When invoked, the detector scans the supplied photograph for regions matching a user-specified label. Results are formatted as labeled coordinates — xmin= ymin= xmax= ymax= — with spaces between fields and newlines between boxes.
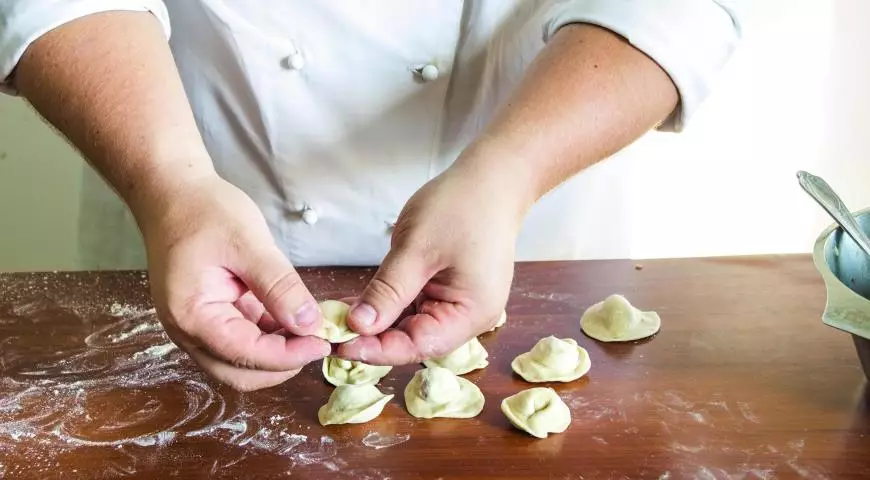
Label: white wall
xmin=626 ymin=0 xmax=870 ymax=259
xmin=0 ymin=0 xmax=867 ymax=270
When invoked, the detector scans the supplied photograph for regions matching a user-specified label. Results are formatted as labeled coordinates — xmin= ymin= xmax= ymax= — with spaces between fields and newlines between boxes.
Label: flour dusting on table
xmin=0 ymin=281 xmax=401 ymax=479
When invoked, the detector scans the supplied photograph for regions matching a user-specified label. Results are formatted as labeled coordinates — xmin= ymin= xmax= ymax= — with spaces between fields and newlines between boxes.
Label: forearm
xmin=455 ymin=24 xmax=678 ymax=210
xmin=13 ymin=11 xmax=214 ymax=217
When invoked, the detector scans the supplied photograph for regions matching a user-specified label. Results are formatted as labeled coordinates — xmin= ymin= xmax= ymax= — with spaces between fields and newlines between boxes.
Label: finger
xmin=255 ymin=311 xmax=283 ymax=333
xmin=339 ymin=302 xmax=479 ymax=365
xmin=186 ymin=346 xmax=300 ymax=392
xmin=233 ymin=245 xmax=322 ymax=336
xmin=348 ymin=246 xmax=434 ymax=335
xmin=342 ymin=295 xmax=418 ymax=328
xmin=234 ymin=291 xmax=282 ymax=333
xmin=189 ymin=301 xmax=330 ymax=371
xmin=234 ymin=291 xmax=265 ymax=321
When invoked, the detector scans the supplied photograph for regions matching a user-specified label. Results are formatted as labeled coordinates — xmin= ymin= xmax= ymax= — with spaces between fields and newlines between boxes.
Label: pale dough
xmin=317 ymin=384 xmax=394 ymax=426
xmin=322 ymin=357 xmax=392 ymax=387
xmin=404 ymin=366 xmax=485 ymax=419
xmin=422 ymin=337 xmax=488 ymax=375
xmin=488 ymin=310 xmax=507 ymax=332
xmin=511 ymin=336 xmax=591 ymax=383
xmin=580 ymin=294 xmax=661 ymax=342
xmin=501 ymin=387 xmax=571 ymax=439
xmin=313 ymin=300 xmax=360 ymax=343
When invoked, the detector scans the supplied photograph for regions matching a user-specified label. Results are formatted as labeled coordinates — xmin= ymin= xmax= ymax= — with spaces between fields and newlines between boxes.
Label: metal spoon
xmin=797 ymin=170 xmax=870 ymax=258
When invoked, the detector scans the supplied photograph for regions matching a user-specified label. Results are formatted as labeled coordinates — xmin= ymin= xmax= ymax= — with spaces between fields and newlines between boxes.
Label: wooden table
xmin=0 ymin=256 xmax=867 ymax=479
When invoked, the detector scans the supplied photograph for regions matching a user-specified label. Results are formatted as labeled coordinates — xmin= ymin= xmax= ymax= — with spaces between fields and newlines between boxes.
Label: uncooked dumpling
xmin=501 ymin=387 xmax=571 ymax=439
xmin=580 ymin=294 xmax=660 ymax=342
xmin=322 ymin=357 xmax=392 ymax=387
xmin=511 ymin=336 xmax=591 ymax=383
xmin=422 ymin=337 xmax=488 ymax=375
xmin=317 ymin=384 xmax=394 ymax=426
xmin=404 ymin=366 xmax=485 ymax=419
xmin=313 ymin=300 xmax=360 ymax=343
xmin=488 ymin=310 xmax=507 ymax=332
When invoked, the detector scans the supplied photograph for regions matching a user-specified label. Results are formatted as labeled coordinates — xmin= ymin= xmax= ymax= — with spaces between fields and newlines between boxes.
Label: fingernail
xmin=294 ymin=301 xmax=319 ymax=327
xmin=350 ymin=303 xmax=377 ymax=326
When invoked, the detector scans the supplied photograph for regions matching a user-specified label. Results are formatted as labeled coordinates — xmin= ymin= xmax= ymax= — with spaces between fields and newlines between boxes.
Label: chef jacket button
xmin=417 ymin=64 xmax=439 ymax=82
xmin=286 ymin=52 xmax=305 ymax=71
xmin=302 ymin=208 xmax=318 ymax=225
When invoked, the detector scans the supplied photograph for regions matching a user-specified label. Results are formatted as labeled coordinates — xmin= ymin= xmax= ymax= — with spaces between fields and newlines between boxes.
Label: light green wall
xmin=0 ymin=96 xmax=83 ymax=271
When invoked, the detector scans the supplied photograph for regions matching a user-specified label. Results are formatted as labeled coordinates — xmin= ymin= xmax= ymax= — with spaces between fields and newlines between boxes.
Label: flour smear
xmin=0 ymin=297 xmax=408 ymax=479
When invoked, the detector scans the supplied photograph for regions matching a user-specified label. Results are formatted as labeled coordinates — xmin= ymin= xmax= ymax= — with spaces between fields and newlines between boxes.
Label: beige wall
xmin=0 ymin=0 xmax=867 ymax=270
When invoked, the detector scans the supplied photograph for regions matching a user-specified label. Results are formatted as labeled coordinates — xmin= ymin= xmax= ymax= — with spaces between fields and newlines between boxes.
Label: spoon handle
xmin=797 ymin=170 xmax=870 ymax=257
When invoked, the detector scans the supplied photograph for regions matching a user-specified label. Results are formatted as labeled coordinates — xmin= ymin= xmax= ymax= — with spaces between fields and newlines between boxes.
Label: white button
xmin=302 ymin=208 xmax=318 ymax=225
xmin=419 ymin=64 xmax=439 ymax=82
xmin=386 ymin=219 xmax=397 ymax=232
xmin=287 ymin=52 xmax=305 ymax=71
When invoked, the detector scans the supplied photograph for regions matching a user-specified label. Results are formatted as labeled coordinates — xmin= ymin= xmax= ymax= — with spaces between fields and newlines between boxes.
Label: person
xmin=0 ymin=1 xmax=741 ymax=391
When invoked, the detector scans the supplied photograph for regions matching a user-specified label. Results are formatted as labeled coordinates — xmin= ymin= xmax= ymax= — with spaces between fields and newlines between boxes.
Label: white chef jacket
xmin=0 ymin=1 xmax=741 ymax=268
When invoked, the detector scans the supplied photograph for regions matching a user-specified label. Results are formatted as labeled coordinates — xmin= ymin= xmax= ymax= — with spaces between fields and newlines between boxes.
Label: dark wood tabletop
xmin=0 ymin=256 xmax=867 ymax=479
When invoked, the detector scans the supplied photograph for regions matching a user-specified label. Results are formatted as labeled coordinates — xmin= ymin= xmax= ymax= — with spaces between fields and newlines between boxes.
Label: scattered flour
xmin=362 ymin=432 xmax=411 ymax=450
xmin=737 ymin=401 xmax=762 ymax=424
xmin=109 ymin=303 xmax=155 ymax=318
xmin=132 ymin=342 xmax=177 ymax=359
xmin=131 ymin=431 xmax=176 ymax=447
xmin=567 ymin=390 xmax=830 ymax=479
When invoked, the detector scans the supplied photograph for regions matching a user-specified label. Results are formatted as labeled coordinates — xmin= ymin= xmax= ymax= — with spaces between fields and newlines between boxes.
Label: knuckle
xmin=224 ymin=371 xmax=298 ymax=393
xmin=367 ymin=276 xmax=405 ymax=305
xmin=172 ymin=297 xmax=200 ymax=331
xmin=228 ymin=353 xmax=255 ymax=370
xmin=402 ymin=237 xmax=439 ymax=265
xmin=263 ymin=270 xmax=306 ymax=308
xmin=423 ymin=343 xmax=451 ymax=360
xmin=223 ymin=377 xmax=261 ymax=393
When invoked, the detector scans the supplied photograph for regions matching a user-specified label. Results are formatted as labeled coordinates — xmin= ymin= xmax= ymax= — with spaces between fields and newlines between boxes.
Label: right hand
xmin=134 ymin=173 xmax=331 ymax=391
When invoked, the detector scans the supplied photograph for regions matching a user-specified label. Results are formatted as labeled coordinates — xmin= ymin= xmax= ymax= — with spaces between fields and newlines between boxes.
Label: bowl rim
xmin=812 ymin=207 xmax=870 ymax=339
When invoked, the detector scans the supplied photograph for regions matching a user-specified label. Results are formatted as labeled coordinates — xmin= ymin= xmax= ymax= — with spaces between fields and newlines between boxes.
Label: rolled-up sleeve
xmin=544 ymin=0 xmax=742 ymax=132
xmin=0 ymin=0 xmax=171 ymax=94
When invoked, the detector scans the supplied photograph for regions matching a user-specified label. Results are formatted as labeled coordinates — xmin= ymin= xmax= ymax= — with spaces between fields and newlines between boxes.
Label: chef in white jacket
xmin=0 ymin=1 xmax=740 ymax=391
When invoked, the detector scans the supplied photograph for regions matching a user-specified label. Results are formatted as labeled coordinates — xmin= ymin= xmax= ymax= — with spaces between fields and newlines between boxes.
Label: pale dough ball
xmin=511 ymin=336 xmax=591 ymax=383
xmin=317 ymin=384 xmax=394 ymax=426
xmin=404 ymin=366 xmax=485 ymax=419
xmin=422 ymin=337 xmax=488 ymax=375
xmin=314 ymin=300 xmax=360 ymax=343
xmin=580 ymin=294 xmax=661 ymax=342
xmin=322 ymin=357 xmax=392 ymax=387
xmin=501 ymin=387 xmax=571 ymax=439
xmin=488 ymin=310 xmax=507 ymax=332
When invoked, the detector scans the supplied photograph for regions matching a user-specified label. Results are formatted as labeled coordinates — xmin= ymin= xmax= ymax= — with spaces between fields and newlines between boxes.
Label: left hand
xmin=337 ymin=152 xmax=531 ymax=365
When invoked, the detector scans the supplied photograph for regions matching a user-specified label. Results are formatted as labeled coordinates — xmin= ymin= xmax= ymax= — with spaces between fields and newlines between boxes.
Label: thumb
xmin=234 ymin=245 xmax=322 ymax=336
xmin=348 ymin=246 xmax=433 ymax=335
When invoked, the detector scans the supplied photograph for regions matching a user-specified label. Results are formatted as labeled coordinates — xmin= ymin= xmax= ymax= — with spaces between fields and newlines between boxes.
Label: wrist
xmin=124 ymin=151 xmax=218 ymax=234
xmin=451 ymin=138 xmax=544 ymax=216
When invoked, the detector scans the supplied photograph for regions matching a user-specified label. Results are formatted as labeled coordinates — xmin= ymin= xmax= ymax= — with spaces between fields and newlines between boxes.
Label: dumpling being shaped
xmin=313 ymin=300 xmax=360 ymax=343
xmin=488 ymin=310 xmax=507 ymax=332
xmin=580 ymin=294 xmax=661 ymax=342
xmin=404 ymin=366 xmax=485 ymax=419
xmin=511 ymin=336 xmax=591 ymax=383
xmin=322 ymin=357 xmax=392 ymax=387
xmin=422 ymin=337 xmax=488 ymax=375
xmin=501 ymin=387 xmax=571 ymax=439
xmin=317 ymin=384 xmax=394 ymax=426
